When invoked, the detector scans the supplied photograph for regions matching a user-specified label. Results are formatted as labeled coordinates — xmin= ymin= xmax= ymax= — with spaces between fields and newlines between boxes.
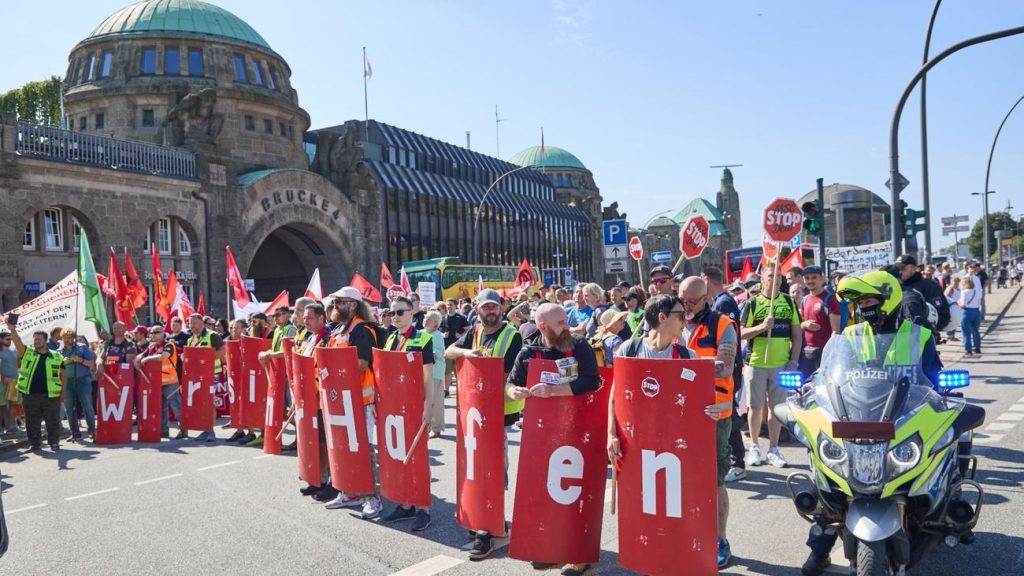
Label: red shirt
xmin=801 ymin=291 xmax=840 ymax=349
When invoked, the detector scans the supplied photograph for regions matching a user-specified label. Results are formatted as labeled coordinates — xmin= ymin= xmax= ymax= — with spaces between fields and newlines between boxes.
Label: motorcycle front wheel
xmin=856 ymin=539 xmax=893 ymax=576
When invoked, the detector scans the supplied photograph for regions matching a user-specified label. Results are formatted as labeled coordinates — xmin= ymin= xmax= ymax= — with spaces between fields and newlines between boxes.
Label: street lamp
xmin=472 ymin=164 xmax=534 ymax=264
xmin=919 ymin=0 xmax=943 ymax=262
xmin=971 ymin=190 xmax=996 ymax=286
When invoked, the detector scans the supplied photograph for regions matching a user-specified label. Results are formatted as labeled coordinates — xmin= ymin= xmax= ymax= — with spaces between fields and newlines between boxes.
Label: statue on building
xmin=163 ymin=88 xmax=223 ymax=145
xmin=315 ymin=124 xmax=373 ymax=195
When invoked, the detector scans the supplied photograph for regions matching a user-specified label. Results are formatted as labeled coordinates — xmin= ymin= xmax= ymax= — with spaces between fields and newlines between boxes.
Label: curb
xmin=982 ymin=285 xmax=1021 ymax=337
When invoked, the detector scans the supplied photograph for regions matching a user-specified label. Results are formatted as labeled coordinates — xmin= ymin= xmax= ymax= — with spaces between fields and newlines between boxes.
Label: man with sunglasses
xmin=649 ymin=265 xmax=675 ymax=296
xmin=380 ymin=296 xmax=436 ymax=532
xmin=135 ymin=325 xmax=180 ymax=440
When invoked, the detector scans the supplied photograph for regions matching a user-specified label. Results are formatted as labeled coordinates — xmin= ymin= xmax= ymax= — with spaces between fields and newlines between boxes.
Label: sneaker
xmin=50 ymin=443 xmax=60 ymax=451
xmin=469 ymin=532 xmax=494 ymax=561
xmin=300 ymin=484 xmax=320 ymax=496
xmin=745 ymin=443 xmax=764 ymax=466
xmin=236 ymin=432 xmax=256 ymax=444
xmin=360 ymin=497 xmax=383 ymax=519
xmin=963 ymin=352 xmax=974 ymax=358
xmin=411 ymin=509 xmax=432 ymax=531
xmin=801 ymin=552 xmax=831 ymax=576
xmin=724 ymin=467 xmax=747 ymax=483
xmin=226 ymin=430 xmax=245 ymax=442
xmin=161 ymin=431 xmax=170 ymax=439
xmin=311 ymin=486 xmax=339 ymax=502
xmin=174 ymin=430 xmax=188 ymax=440
xmin=194 ymin=431 xmax=215 ymax=442
xmin=325 ymin=493 xmax=365 ymax=510
xmin=245 ymin=435 xmax=264 ymax=447
xmin=381 ymin=506 xmax=417 ymax=524
xmin=766 ymin=447 xmax=788 ymax=468
xmin=717 ymin=538 xmax=732 ymax=569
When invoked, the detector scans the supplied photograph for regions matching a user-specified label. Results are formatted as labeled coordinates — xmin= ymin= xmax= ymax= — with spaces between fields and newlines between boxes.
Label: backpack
xmin=588 ymin=335 xmax=607 ymax=367
xmin=619 ymin=337 xmax=691 ymax=359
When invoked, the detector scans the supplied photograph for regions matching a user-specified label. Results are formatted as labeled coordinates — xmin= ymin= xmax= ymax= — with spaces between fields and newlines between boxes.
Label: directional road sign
xmin=606 ymin=259 xmax=628 ymax=274
xmin=604 ymin=245 xmax=627 ymax=259
xmin=942 ymin=225 xmax=969 ymax=235
xmin=941 ymin=215 xmax=969 ymax=226
xmin=603 ymin=220 xmax=627 ymax=246
xmin=651 ymin=251 xmax=672 ymax=263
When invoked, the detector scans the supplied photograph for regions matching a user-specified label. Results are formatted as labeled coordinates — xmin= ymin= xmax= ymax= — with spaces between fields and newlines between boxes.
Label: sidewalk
xmin=938 ymin=284 xmax=1021 ymax=360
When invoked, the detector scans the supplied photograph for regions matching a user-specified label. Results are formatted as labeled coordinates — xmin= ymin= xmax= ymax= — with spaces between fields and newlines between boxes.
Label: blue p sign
xmin=603 ymin=220 xmax=627 ymax=246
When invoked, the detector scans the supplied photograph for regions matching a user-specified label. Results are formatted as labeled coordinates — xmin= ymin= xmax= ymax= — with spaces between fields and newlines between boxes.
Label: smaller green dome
xmin=87 ymin=0 xmax=271 ymax=50
xmin=509 ymin=146 xmax=587 ymax=170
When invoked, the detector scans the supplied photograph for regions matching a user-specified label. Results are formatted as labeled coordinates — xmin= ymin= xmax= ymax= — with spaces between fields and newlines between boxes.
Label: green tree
xmin=967 ymin=211 xmax=1018 ymax=261
xmin=0 ymin=76 xmax=64 ymax=125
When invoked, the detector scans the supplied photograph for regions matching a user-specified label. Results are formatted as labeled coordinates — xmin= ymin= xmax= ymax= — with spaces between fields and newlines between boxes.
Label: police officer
xmin=897 ymin=255 xmax=950 ymax=334
xmin=6 ymin=321 xmax=65 ymax=452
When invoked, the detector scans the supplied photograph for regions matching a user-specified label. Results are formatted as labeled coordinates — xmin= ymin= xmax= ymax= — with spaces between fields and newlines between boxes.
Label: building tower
xmin=716 ymin=167 xmax=743 ymax=250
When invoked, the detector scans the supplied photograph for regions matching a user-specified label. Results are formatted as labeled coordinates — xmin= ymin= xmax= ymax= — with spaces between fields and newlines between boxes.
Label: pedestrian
xmin=622 ymin=288 xmax=646 ymax=339
xmin=506 ymin=303 xmax=601 ymax=575
xmin=168 ymin=316 xmax=190 ymax=349
xmin=610 ymin=284 xmax=628 ymax=312
xmin=971 ymin=262 xmax=988 ymax=316
xmin=186 ymin=313 xmax=225 ymax=442
xmin=134 ymin=325 xmax=179 ymax=440
xmin=566 ymin=284 xmax=597 ymax=335
xmin=897 ymin=255 xmax=950 ymax=334
xmin=408 ymin=293 xmax=426 ymax=329
xmin=944 ymin=277 xmax=962 ymax=342
xmin=739 ymin=260 xmax=802 ymax=468
xmin=6 ymin=321 xmax=65 ymax=452
xmin=441 ymin=298 xmax=469 ymax=394
xmin=380 ymin=296 xmax=437 ymax=531
xmin=649 ymin=265 xmax=675 ymax=296
xmin=59 ymin=328 xmax=96 ymax=442
xmin=243 ymin=306 xmax=295 ymax=446
xmin=47 ymin=327 xmax=62 ymax=351
xmin=96 ymin=321 xmax=138 ymax=392
xmin=797 ymin=266 xmax=840 ymax=380
xmin=958 ymin=277 xmax=982 ymax=357
xmin=423 ymin=310 xmax=447 ymax=438
xmin=0 ymin=330 xmax=23 ymax=436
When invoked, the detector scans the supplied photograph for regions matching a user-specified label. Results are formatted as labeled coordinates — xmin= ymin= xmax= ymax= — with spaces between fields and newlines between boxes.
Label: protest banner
xmin=509 ymin=359 xmax=610 ymax=565
xmin=612 ymin=357 xmax=718 ymax=576
xmin=292 ymin=352 xmax=321 ymax=486
xmin=95 ymin=363 xmax=134 ymax=445
xmin=135 ymin=362 xmax=163 ymax=443
xmin=223 ymin=340 xmax=243 ymax=428
xmin=825 ymin=240 xmax=893 ymax=273
xmin=3 ymin=272 xmax=99 ymax=343
xmin=373 ymin=349 xmax=431 ymax=508
xmin=239 ymin=335 xmax=270 ymax=429
xmin=263 ymin=356 xmax=286 ymax=455
xmin=456 ymin=356 xmax=507 ymax=536
xmin=179 ymin=346 xmax=215 ymax=432
xmin=315 ymin=347 xmax=375 ymax=495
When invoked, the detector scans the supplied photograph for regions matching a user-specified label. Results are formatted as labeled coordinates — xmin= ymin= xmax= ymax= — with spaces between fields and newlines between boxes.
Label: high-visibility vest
xmin=384 ymin=329 xmax=433 ymax=353
xmin=148 ymin=342 xmax=178 ymax=386
xmin=686 ymin=310 xmax=735 ymax=419
xmin=473 ymin=323 xmax=523 ymax=415
xmin=189 ymin=330 xmax=222 ymax=374
xmin=331 ymin=320 xmax=377 ymax=406
xmin=626 ymin=310 xmax=645 ymax=336
xmin=271 ymin=324 xmax=295 ymax=353
xmin=17 ymin=349 xmax=63 ymax=398
xmin=843 ymin=320 xmax=930 ymax=366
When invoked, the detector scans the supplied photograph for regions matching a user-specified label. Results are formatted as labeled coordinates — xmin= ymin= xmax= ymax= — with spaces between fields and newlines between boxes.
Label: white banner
xmin=417 ymin=282 xmax=436 ymax=310
xmin=4 ymin=272 xmax=100 ymax=343
xmin=825 ymin=240 xmax=893 ymax=273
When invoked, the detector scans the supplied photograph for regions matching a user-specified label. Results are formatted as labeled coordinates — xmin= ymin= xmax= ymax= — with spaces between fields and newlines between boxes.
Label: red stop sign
xmin=628 ymin=236 xmax=644 ymax=261
xmin=763 ymin=197 xmax=802 ymax=243
xmin=679 ymin=215 xmax=710 ymax=260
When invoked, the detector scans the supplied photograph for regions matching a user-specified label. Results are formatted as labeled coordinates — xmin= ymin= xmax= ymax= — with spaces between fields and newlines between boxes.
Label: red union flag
xmin=136 ymin=363 xmax=163 ymax=443
xmin=95 ymin=363 xmax=135 ymax=445
xmin=180 ymin=346 xmax=215 ymax=432
xmin=680 ymin=215 xmax=710 ymax=260
xmin=763 ymin=197 xmax=803 ymax=244
xmin=612 ymin=357 xmax=718 ymax=576
xmin=223 ymin=340 xmax=243 ymax=428
xmin=373 ymin=349 xmax=430 ymax=508
xmin=315 ymin=347 xmax=375 ymax=495
xmin=292 ymin=352 xmax=322 ymax=486
xmin=509 ymin=359 xmax=611 ymax=565
xmin=456 ymin=357 xmax=507 ymax=536
xmin=264 ymin=356 xmax=287 ymax=455
xmin=239 ymin=335 xmax=271 ymax=429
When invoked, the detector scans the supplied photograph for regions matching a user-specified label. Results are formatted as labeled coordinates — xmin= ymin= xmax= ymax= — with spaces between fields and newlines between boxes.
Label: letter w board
xmin=456 ymin=356 xmax=507 ymax=536
xmin=95 ymin=363 xmax=135 ymax=445
xmin=373 ymin=349 xmax=431 ymax=507
xmin=612 ymin=357 xmax=717 ymax=576
xmin=315 ymin=347 xmax=375 ymax=496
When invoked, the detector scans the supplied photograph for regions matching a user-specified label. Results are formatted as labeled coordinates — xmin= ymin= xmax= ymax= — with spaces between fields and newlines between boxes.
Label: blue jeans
xmin=64 ymin=376 xmax=96 ymax=438
xmin=161 ymin=384 xmax=182 ymax=434
xmin=961 ymin=308 xmax=982 ymax=353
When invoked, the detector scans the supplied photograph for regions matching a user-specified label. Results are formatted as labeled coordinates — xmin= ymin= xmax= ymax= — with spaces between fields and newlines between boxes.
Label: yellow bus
xmin=403 ymin=258 xmax=539 ymax=303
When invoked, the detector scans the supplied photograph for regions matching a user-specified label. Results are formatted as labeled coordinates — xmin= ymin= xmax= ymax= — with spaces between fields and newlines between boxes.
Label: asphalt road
xmin=2 ymin=287 xmax=1022 ymax=576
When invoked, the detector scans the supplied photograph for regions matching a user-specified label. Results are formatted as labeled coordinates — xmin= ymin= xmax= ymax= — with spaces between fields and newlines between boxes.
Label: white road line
xmin=996 ymin=412 xmax=1024 ymax=422
xmin=65 ymin=487 xmax=120 ymax=501
xmin=134 ymin=473 xmax=183 ymax=486
xmin=252 ymin=454 xmax=274 ymax=460
xmin=1005 ymin=404 xmax=1024 ymax=412
xmin=389 ymin=555 xmax=464 ymax=576
xmin=7 ymin=503 xmax=48 ymax=514
xmin=975 ymin=434 xmax=1004 ymax=444
xmin=985 ymin=422 xmax=1016 ymax=432
xmin=196 ymin=460 xmax=241 ymax=472
xmin=1019 ymin=395 xmax=1024 ymax=404
xmin=604 ymin=485 xmax=614 ymax=504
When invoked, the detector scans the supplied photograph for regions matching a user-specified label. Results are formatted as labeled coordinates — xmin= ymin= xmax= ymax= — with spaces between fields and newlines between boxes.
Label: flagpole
xmin=226 ymin=278 xmax=232 ymax=323
xmin=362 ymin=47 xmax=369 ymax=123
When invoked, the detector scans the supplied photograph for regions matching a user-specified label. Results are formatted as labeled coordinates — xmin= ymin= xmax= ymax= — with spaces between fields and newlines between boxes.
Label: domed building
xmin=797 ymin=183 xmax=892 ymax=248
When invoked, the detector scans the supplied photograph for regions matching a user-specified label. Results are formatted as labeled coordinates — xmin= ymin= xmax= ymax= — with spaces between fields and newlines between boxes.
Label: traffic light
xmin=904 ymin=208 xmax=926 ymax=235
xmin=801 ymin=200 xmax=822 ymax=236
xmin=885 ymin=199 xmax=909 ymax=227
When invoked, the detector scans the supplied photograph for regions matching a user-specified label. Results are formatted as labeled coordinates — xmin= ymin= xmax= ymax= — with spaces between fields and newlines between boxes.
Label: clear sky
xmin=6 ymin=0 xmax=1024 ymax=252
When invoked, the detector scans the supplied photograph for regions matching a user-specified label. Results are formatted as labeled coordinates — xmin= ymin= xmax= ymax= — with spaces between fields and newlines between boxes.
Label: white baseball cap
xmin=332 ymin=286 xmax=363 ymax=302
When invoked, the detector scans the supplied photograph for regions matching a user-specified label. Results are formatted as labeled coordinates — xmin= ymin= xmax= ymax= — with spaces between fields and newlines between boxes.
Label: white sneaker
xmin=766 ymin=447 xmax=788 ymax=468
xmin=724 ymin=467 xmax=747 ymax=483
xmin=360 ymin=496 xmax=383 ymax=519
xmin=325 ymin=492 xmax=365 ymax=510
xmin=745 ymin=444 xmax=764 ymax=467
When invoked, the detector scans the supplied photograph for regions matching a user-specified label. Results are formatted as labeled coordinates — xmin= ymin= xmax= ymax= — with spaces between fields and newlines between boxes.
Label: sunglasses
xmin=390 ymin=309 xmax=410 ymax=317
xmin=681 ymin=297 xmax=704 ymax=307
xmin=668 ymin=310 xmax=687 ymax=319
xmin=652 ymin=277 xmax=671 ymax=285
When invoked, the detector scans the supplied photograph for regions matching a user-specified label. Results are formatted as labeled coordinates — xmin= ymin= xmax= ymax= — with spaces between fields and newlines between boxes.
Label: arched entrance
xmin=245 ymin=223 xmax=345 ymax=303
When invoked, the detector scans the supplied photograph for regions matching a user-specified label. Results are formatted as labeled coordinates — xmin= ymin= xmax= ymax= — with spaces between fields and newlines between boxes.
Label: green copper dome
xmin=87 ymin=0 xmax=271 ymax=50
xmin=509 ymin=146 xmax=587 ymax=170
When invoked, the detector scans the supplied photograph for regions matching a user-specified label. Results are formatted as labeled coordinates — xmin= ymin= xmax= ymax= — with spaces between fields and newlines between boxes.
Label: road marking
xmin=252 ymin=454 xmax=274 ymax=460
xmin=389 ymin=555 xmax=464 ymax=576
xmin=605 ymin=484 xmax=614 ymax=504
xmin=985 ymin=422 xmax=1016 ymax=432
xmin=8 ymin=503 xmax=47 ymax=514
xmin=196 ymin=460 xmax=241 ymax=471
xmin=996 ymin=412 xmax=1024 ymax=422
xmin=1007 ymin=404 xmax=1024 ymax=412
xmin=65 ymin=487 xmax=120 ymax=501
xmin=134 ymin=473 xmax=183 ymax=486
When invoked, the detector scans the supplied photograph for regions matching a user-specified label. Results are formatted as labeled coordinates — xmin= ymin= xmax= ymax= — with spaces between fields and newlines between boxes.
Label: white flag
xmin=364 ymin=52 xmax=373 ymax=80
xmin=304 ymin=268 xmax=323 ymax=300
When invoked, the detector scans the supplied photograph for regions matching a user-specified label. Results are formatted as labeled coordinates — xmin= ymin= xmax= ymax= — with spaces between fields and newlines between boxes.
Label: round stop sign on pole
xmin=679 ymin=215 xmax=710 ymax=260
xmin=628 ymin=236 xmax=644 ymax=261
xmin=763 ymin=198 xmax=803 ymax=243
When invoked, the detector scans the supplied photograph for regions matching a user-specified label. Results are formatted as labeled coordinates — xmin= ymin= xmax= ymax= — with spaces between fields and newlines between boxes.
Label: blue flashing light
xmin=778 ymin=371 xmax=804 ymax=390
xmin=937 ymin=369 xmax=970 ymax=390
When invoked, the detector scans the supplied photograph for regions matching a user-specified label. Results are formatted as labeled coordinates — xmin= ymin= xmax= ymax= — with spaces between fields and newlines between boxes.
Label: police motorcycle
xmin=774 ymin=333 xmax=985 ymax=576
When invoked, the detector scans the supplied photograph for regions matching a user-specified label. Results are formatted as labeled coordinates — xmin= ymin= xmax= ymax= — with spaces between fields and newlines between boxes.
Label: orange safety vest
xmin=149 ymin=342 xmax=178 ymax=386
xmin=686 ymin=311 xmax=735 ymax=419
xmin=330 ymin=320 xmax=377 ymax=406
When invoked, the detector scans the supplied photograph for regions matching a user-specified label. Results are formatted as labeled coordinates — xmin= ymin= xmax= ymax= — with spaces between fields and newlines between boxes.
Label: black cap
xmin=896 ymin=254 xmax=918 ymax=267
xmin=650 ymin=265 xmax=672 ymax=278
xmin=616 ymin=281 xmax=631 ymax=290
xmin=801 ymin=265 xmax=824 ymax=276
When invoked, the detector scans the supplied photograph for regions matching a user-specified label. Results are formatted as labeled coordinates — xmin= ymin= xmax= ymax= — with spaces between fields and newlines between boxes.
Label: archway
xmin=245 ymin=223 xmax=344 ymax=303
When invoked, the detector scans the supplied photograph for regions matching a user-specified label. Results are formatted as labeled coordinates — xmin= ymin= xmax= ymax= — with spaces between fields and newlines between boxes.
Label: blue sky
xmin=6 ymin=0 xmax=1024 ymax=252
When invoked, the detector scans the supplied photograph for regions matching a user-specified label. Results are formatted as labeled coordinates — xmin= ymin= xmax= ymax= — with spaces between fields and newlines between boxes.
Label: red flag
xmin=348 ymin=273 xmax=382 ymax=303
xmin=740 ymin=256 xmax=754 ymax=282
xmin=780 ymin=248 xmax=803 ymax=276
xmin=456 ymin=357 xmax=507 ymax=536
xmin=263 ymin=290 xmax=290 ymax=315
xmin=304 ymin=268 xmax=323 ymax=300
xmin=373 ymin=349 xmax=431 ymax=507
xmin=399 ymin=267 xmax=412 ymax=296
xmin=316 ymin=347 xmax=375 ymax=495
xmin=379 ymin=262 xmax=395 ymax=289
xmin=152 ymin=244 xmax=170 ymax=322
xmin=477 ymin=275 xmax=484 ymax=294
xmin=123 ymin=248 xmax=148 ymax=310
xmin=180 ymin=346 xmax=215 ymax=432
xmin=508 ymin=258 xmax=535 ymax=297
xmin=95 ymin=364 xmax=134 ymax=445
xmin=137 ymin=361 xmax=163 ymax=443
xmin=225 ymin=246 xmax=251 ymax=307
xmin=96 ymin=273 xmax=116 ymax=298
xmin=239 ymin=335 xmax=271 ymax=429
xmin=109 ymin=248 xmax=135 ymax=329
xmin=197 ymin=291 xmax=206 ymax=317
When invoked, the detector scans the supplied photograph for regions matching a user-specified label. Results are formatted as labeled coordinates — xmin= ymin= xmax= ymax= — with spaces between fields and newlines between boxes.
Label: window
xmin=68 ymin=118 xmax=74 ymax=130
xmin=71 ymin=217 xmax=81 ymax=251
xmin=279 ymin=121 xmax=287 ymax=136
xmin=44 ymin=209 xmax=63 ymax=251
xmin=164 ymin=47 xmax=180 ymax=75
xmin=100 ymin=51 xmax=112 ymax=78
xmin=79 ymin=116 xmax=86 ymax=131
xmin=142 ymin=109 xmax=155 ymax=127
xmin=72 ymin=59 xmax=82 ymax=85
xmin=95 ymin=113 xmax=104 ymax=130
xmin=244 ymin=115 xmax=255 ymax=131
xmin=233 ymin=55 xmax=247 ymax=81
xmin=141 ymin=47 xmax=156 ymax=75
xmin=251 ymin=61 xmax=264 ymax=85
xmin=178 ymin=228 xmax=191 ymax=255
xmin=23 ymin=218 xmax=35 ymax=251
xmin=157 ymin=218 xmax=172 ymax=255
xmin=565 ymin=174 xmax=572 ymax=187
xmin=85 ymin=53 xmax=97 ymax=81
xmin=556 ymin=174 xmax=563 ymax=187
xmin=267 ymin=64 xmax=279 ymax=89
xmin=263 ymin=119 xmax=273 ymax=133
xmin=145 ymin=227 xmax=152 ymax=253
xmin=188 ymin=48 xmax=204 ymax=76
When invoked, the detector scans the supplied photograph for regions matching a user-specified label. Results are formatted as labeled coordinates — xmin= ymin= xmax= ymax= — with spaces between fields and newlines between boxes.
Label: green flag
xmin=78 ymin=231 xmax=110 ymax=333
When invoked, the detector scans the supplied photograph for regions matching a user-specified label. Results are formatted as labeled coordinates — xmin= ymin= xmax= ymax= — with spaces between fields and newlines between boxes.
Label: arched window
xmin=178 ymin=228 xmax=192 ymax=255
xmin=71 ymin=217 xmax=82 ymax=251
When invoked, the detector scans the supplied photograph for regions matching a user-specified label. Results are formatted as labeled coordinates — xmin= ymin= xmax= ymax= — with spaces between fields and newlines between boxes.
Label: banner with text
xmin=136 ymin=363 xmax=163 ymax=443
xmin=456 ymin=356 xmax=507 ymax=536
xmin=373 ymin=349 xmax=431 ymax=508
xmin=263 ymin=356 xmax=287 ymax=455
xmin=824 ymin=240 xmax=893 ymax=273
xmin=292 ymin=352 xmax=322 ymax=486
xmin=95 ymin=363 xmax=135 ymax=445
xmin=315 ymin=347 xmax=375 ymax=495
xmin=179 ymin=346 xmax=215 ymax=432
xmin=239 ymin=335 xmax=270 ymax=429
xmin=4 ymin=271 xmax=99 ymax=343
xmin=223 ymin=340 xmax=243 ymax=428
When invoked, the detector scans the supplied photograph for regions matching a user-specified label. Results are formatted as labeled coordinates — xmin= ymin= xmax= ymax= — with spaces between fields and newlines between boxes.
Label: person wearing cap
xmin=445 ymin=288 xmax=525 ymax=559
xmin=59 ymin=328 xmax=96 ymax=442
xmin=130 ymin=325 xmax=150 ymax=349
xmin=134 ymin=324 xmax=179 ymax=440
xmin=897 ymin=254 xmax=950 ymax=335
xmin=621 ymin=288 xmax=646 ymax=339
xmin=592 ymin=308 xmax=628 ymax=367
xmin=649 ymin=265 xmax=674 ymax=296
xmin=797 ymin=265 xmax=840 ymax=380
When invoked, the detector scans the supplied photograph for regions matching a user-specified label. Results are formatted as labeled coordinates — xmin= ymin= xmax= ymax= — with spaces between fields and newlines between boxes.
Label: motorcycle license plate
xmin=831 ymin=421 xmax=895 ymax=441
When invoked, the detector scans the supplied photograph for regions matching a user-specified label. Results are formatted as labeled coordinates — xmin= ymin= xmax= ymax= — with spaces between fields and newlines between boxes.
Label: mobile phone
xmin=6 ymin=314 xmax=17 ymax=326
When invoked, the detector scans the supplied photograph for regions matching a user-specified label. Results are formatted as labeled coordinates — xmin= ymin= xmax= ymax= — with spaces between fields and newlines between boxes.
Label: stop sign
xmin=628 ymin=236 xmax=644 ymax=261
xmin=679 ymin=215 xmax=710 ymax=260
xmin=763 ymin=198 xmax=803 ymax=243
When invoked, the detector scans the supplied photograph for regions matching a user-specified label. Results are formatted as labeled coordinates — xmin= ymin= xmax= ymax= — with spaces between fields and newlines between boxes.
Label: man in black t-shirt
xmin=441 ymin=299 xmax=470 ymax=393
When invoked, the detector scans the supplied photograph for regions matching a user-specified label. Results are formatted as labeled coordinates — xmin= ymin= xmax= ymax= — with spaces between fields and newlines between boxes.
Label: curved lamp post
xmin=981 ymin=93 xmax=1024 ymax=283
xmin=919 ymin=0 xmax=943 ymax=261
xmin=471 ymin=164 xmax=535 ymax=264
